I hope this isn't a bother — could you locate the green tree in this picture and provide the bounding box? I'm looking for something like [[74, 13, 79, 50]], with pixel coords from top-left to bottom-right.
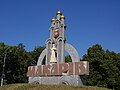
[[103, 50, 120, 90], [0, 42, 6, 83], [0, 43, 45, 84], [65, 55, 72, 62], [4, 43, 30, 83], [83, 44, 120, 90], [83, 44, 106, 87], [0, 43, 33, 84], [29, 46, 45, 65]]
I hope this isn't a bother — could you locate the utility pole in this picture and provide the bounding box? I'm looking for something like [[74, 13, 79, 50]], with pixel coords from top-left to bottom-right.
[[1, 54, 6, 86]]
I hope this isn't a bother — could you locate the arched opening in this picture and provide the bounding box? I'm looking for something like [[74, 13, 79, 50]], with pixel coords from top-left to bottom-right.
[[48, 42, 51, 45], [42, 56, 46, 65], [33, 81, 39, 84], [65, 43, 80, 62], [61, 81, 70, 85]]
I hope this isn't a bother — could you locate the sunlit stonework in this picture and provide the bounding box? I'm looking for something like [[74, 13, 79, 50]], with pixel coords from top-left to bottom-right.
[[27, 11, 89, 86]]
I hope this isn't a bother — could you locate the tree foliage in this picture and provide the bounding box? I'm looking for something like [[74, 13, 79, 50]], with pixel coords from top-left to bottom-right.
[[65, 55, 72, 62], [82, 44, 120, 90], [0, 43, 44, 84], [29, 46, 45, 65]]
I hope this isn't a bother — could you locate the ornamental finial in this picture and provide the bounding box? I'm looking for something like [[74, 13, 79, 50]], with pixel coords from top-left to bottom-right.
[[60, 14, 65, 19], [51, 18, 56, 23], [56, 11, 62, 15]]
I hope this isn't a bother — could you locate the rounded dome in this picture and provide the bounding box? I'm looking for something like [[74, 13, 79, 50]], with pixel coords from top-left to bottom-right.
[[60, 15, 65, 19], [51, 18, 56, 23], [56, 11, 62, 15]]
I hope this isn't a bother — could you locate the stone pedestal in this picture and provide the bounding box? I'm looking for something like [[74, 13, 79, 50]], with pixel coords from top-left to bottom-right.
[[29, 75, 85, 86]]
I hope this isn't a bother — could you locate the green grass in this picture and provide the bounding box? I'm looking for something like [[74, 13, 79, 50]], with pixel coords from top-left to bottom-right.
[[0, 84, 111, 90]]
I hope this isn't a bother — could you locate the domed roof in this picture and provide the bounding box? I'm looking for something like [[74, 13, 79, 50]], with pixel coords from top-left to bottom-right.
[[51, 18, 56, 22], [60, 15, 65, 19], [56, 11, 62, 15]]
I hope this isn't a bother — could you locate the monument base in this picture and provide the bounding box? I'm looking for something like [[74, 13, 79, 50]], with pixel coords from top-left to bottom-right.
[[28, 75, 86, 86]]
